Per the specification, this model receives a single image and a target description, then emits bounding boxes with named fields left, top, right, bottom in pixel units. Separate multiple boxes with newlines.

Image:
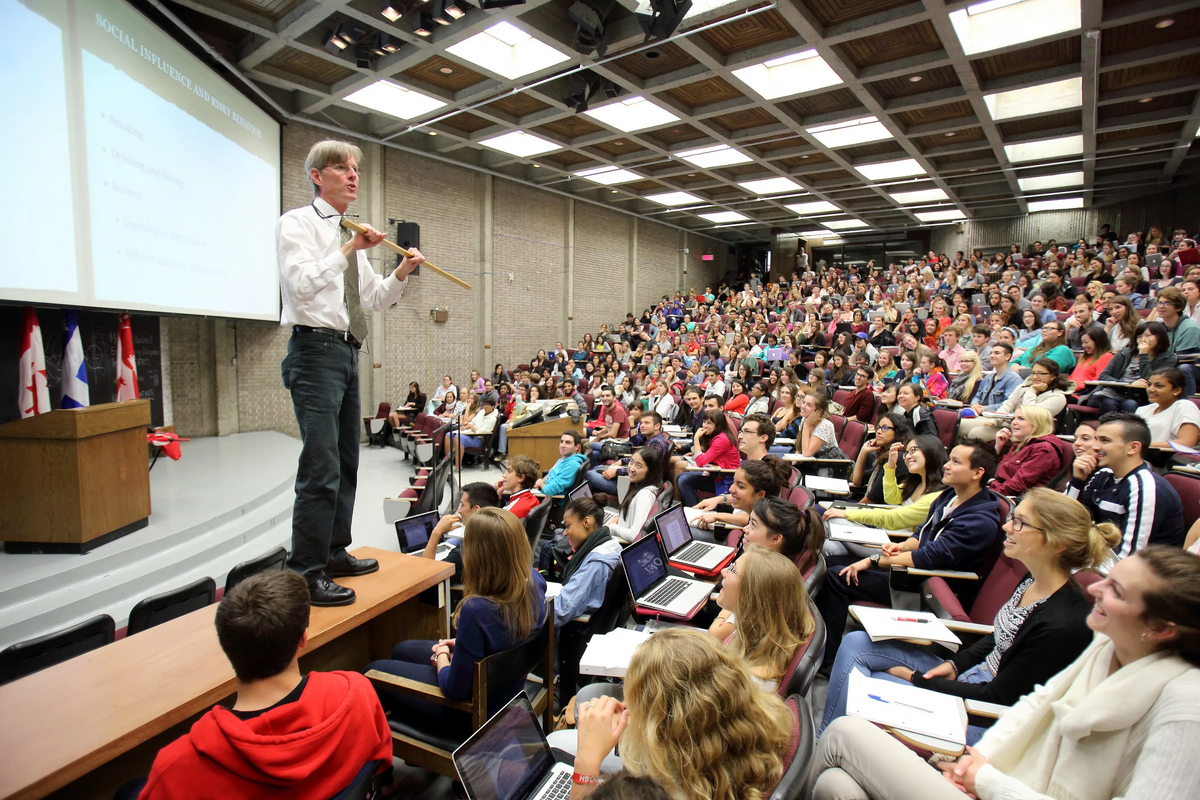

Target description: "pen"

left=894, top=616, right=929, bottom=623
left=868, top=694, right=933, bottom=713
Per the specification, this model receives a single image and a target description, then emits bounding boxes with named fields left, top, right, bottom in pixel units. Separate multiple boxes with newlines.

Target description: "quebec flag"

left=61, top=310, right=89, bottom=409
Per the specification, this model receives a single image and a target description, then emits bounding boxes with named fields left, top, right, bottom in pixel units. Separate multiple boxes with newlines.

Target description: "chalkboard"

left=0, top=305, right=164, bottom=427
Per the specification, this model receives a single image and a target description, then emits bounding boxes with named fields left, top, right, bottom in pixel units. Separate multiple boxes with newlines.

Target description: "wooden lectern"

left=507, top=415, right=585, bottom=474
left=0, top=400, right=152, bottom=553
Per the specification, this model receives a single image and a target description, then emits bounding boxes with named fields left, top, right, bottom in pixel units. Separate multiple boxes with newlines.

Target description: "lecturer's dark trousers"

left=282, top=329, right=360, bottom=582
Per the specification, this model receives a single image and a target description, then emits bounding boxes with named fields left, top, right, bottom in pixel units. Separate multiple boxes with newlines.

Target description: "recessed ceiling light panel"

left=699, top=211, right=750, bottom=223
left=574, top=166, right=642, bottom=185
left=786, top=200, right=838, bottom=215
left=824, top=218, right=869, bottom=230
left=916, top=209, right=966, bottom=222
left=445, top=22, right=570, bottom=80
left=889, top=188, right=949, bottom=204
left=950, top=0, right=1081, bottom=55
left=582, top=96, right=680, bottom=132
left=807, top=116, right=891, bottom=148
left=1027, top=196, right=1084, bottom=211
left=1017, top=171, right=1084, bottom=191
left=646, top=191, right=703, bottom=206
left=478, top=130, right=561, bottom=157
left=677, top=144, right=752, bottom=168
left=1003, top=134, right=1084, bottom=163
left=738, top=177, right=804, bottom=195
left=984, top=77, right=1082, bottom=120
left=731, top=49, right=842, bottom=100
left=855, top=159, right=927, bottom=180
left=343, top=80, right=447, bottom=119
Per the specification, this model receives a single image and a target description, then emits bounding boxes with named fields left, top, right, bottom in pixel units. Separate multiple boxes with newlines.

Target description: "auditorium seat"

left=0, top=614, right=115, bottom=686
left=932, top=408, right=959, bottom=450
left=328, top=760, right=384, bottom=800
left=778, top=599, right=825, bottom=699
left=1165, top=471, right=1200, bottom=532
left=768, top=694, right=816, bottom=800
left=224, top=546, right=288, bottom=594
left=126, top=577, right=217, bottom=636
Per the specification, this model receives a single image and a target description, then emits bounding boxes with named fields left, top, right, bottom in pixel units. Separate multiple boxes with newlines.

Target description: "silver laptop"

left=620, top=532, right=713, bottom=616
left=569, top=482, right=618, bottom=525
left=1147, top=254, right=1163, bottom=270
left=453, top=693, right=573, bottom=800
left=655, top=504, right=736, bottom=571
left=395, top=510, right=454, bottom=560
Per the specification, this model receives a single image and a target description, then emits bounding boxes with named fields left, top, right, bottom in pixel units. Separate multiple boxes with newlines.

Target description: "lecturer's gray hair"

left=305, top=140, right=363, bottom=198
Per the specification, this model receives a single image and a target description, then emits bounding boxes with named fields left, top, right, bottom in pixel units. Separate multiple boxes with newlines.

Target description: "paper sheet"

left=578, top=628, right=652, bottom=678
left=846, top=669, right=966, bottom=745
left=806, top=475, right=851, bottom=494
left=849, top=605, right=962, bottom=649
left=827, top=520, right=890, bottom=547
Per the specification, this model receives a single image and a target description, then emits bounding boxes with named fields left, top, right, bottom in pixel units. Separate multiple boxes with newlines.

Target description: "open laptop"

left=568, top=482, right=618, bottom=526
left=655, top=504, right=735, bottom=571
left=452, top=693, right=573, bottom=800
left=620, top=531, right=713, bottom=616
left=395, top=510, right=455, bottom=560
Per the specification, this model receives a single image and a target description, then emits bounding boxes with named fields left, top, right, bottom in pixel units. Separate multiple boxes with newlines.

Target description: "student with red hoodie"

left=134, top=570, right=391, bottom=799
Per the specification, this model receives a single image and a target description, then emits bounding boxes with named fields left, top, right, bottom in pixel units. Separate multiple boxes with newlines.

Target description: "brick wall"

left=492, top=179, right=567, bottom=367
left=161, top=119, right=729, bottom=437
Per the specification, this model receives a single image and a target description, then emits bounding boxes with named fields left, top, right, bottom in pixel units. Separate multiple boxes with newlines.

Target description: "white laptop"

left=453, top=693, right=573, bottom=800
left=568, top=483, right=618, bottom=525
left=620, top=532, right=714, bottom=616
left=656, top=504, right=735, bottom=571
left=395, top=510, right=455, bottom=560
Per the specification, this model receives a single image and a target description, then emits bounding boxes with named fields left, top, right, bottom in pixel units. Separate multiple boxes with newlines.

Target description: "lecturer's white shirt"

left=277, top=197, right=407, bottom=330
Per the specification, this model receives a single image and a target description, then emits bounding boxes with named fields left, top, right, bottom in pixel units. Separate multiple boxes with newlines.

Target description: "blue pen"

left=868, top=694, right=933, bottom=713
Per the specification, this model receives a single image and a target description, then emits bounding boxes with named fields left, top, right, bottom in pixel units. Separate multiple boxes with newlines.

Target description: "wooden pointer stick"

left=340, top=218, right=472, bottom=290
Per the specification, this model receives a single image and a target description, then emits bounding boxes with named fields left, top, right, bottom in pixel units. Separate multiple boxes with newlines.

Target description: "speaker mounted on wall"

left=395, top=220, right=421, bottom=277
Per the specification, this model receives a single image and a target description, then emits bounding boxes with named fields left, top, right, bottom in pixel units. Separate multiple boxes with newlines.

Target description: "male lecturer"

left=278, top=140, right=425, bottom=606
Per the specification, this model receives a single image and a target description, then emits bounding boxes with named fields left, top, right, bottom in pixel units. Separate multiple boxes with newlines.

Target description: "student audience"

left=553, top=498, right=623, bottom=626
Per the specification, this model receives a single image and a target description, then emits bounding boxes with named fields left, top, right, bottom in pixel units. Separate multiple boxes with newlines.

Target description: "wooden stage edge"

left=0, top=548, right=453, bottom=800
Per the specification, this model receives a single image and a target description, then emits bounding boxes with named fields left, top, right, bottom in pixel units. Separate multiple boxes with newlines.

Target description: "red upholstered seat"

left=932, top=408, right=959, bottom=449
left=1165, top=472, right=1200, bottom=532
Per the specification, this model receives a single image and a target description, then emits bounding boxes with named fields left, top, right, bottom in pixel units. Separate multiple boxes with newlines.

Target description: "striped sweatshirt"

left=1065, top=463, right=1186, bottom=559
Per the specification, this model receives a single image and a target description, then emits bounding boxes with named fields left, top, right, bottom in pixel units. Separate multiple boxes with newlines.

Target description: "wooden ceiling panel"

left=612, top=42, right=698, bottom=80
left=716, top=163, right=768, bottom=178
left=778, top=152, right=833, bottom=168
left=807, top=169, right=853, bottom=183
left=664, top=77, right=744, bottom=108
left=842, top=140, right=907, bottom=159
left=672, top=172, right=712, bottom=183
left=644, top=123, right=708, bottom=145
left=263, top=47, right=357, bottom=85
left=698, top=9, right=796, bottom=56
left=839, top=21, right=942, bottom=69
left=535, top=116, right=604, bottom=139
left=1100, top=55, right=1200, bottom=93
left=1099, top=91, right=1196, bottom=121
left=589, top=139, right=651, bottom=156
left=402, top=56, right=488, bottom=92
left=894, top=99, right=974, bottom=127
left=628, top=180, right=667, bottom=192
left=997, top=110, right=1082, bottom=137
left=914, top=126, right=985, bottom=148
left=484, top=93, right=551, bottom=118
left=782, top=88, right=864, bottom=118
left=710, top=106, right=778, bottom=132
left=870, top=66, right=961, bottom=100
left=1097, top=122, right=1184, bottom=143
left=225, top=0, right=306, bottom=21
left=541, top=150, right=592, bottom=166
left=972, top=37, right=1080, bottom=82
left=439, top=112, right=494, bottom=134
left=1101, top=9, right=1200, bottom=57
left=805, top=0, right=915, bottom=26
left=748, top=135, right=808, bottom=153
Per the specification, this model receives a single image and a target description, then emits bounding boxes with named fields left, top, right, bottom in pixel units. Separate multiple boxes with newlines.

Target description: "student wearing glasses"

left=846, top=412, right=912, bottom=504
left=960, top=359, right=1070, bottom=443
left=1086, top=322, right=1178, bottom=415
left=1013, top=320, right=1076, bottom=373
left=820, top=489, right=1115, bottom=742
left=824, top=434, right=946, bottom=537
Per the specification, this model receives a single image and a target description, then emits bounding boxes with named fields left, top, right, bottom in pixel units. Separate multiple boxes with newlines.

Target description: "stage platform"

left=0, top=431, right=300, bottom=651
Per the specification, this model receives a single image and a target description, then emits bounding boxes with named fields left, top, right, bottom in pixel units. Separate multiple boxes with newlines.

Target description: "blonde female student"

left=708, top=545, right=816, bottom=688
left=809, top=545, right=1200, bottom=800
left=556, top=628, right=792, bottom=800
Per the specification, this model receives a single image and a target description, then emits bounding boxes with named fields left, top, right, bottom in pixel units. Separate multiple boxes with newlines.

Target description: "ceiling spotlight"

left=432, top=0, right=453, bottom=25
left=1138, top=97, right=1152, bottom=103
left=324, top=26, right=349, bottom=53
left=377, top=33, right=400, bottom=53
left=908, top=75, right=923, bottom=82
left=379, top=1, right=402, bottom=21
left=637, top=0, right=693, bottom=41
left=439, top=66, right=455, bottom=74
left=1156, top=18, right=1174, bottom=28
left=429, top=131, right=438, bottom=136
left=611, top=189, right=618, bottom=193
left=564, top=71, right=605, bottom=113
left=445, top=0, right=469, bottom=19
left=408, top=11, right=434, bottom=36
left=570, top=0, right=616, bottom=56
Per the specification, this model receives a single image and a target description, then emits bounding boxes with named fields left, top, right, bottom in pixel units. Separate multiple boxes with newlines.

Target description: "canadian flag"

left=18, top=306, right=50, bottom=418
left=116, top=313, right=140, bottom=402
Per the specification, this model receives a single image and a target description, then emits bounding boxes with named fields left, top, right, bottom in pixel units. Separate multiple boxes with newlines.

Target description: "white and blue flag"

left=61, top=310, right=89, bottom=409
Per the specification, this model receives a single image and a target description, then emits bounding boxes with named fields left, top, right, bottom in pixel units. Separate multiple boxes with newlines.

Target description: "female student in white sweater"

left=808, top=545, right=1200, bottom=800
left=607, top=448, right=665, bottom=543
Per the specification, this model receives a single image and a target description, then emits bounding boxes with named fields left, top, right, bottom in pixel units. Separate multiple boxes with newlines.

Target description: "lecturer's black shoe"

left=326, top=554, right=380, bottom=578
left=309, top=576, right=356, bottom=606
